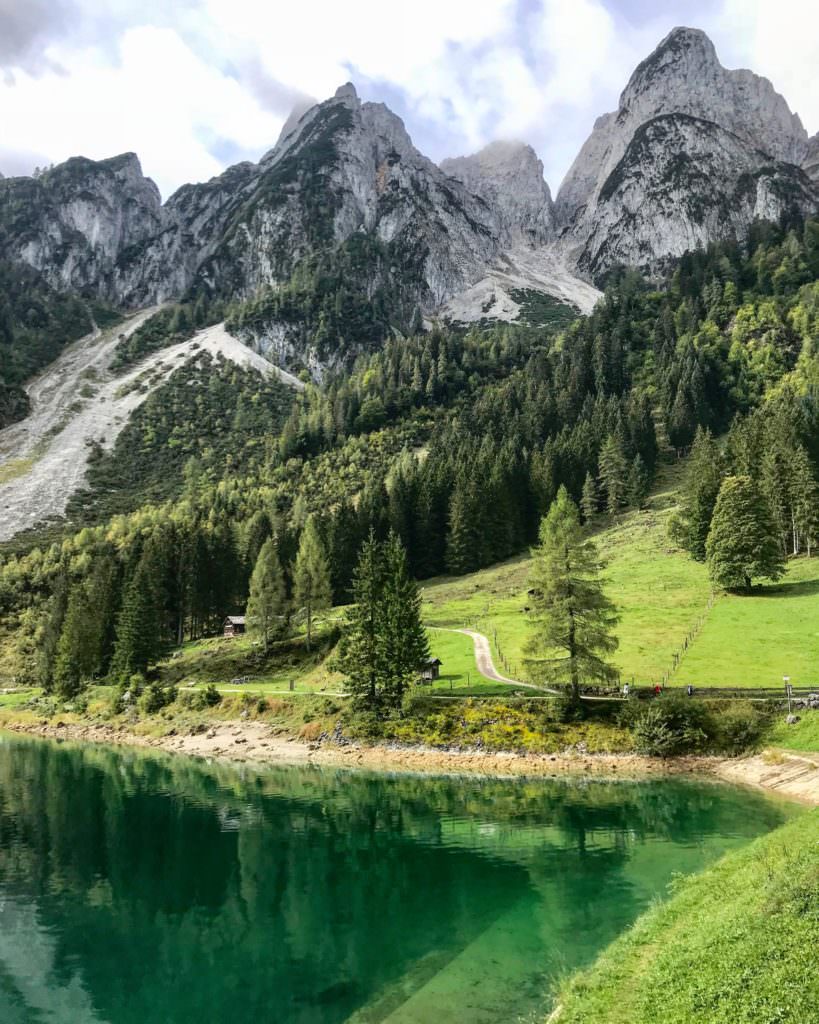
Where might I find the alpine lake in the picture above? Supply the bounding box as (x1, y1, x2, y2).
(0, 732, 801, 1023)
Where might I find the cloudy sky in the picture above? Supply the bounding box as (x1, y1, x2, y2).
(0, 0, 816, 199)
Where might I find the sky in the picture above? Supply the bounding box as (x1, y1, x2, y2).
(0, 0, 816, 200)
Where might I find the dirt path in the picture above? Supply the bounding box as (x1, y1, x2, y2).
(432, 626, 550, 691)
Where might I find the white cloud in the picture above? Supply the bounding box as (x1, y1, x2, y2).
(0, 26, 281, 196)
(710, 0, 818, 135)
(0, 0, 816, 202)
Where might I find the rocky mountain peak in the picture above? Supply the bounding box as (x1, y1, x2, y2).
(804, 134, 819, 186)
(441, 141, 554, 245)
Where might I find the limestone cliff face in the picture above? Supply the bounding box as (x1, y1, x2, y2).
(0, 153, 163, 299)
(804, 135, 819, 187)
(187, 83, 499, 309)
(441, 141, 555, 245)
(556, 27, 818, 280)
(1, 26, 817, 340)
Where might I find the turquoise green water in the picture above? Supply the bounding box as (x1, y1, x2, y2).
(0, 734, 800, 1024)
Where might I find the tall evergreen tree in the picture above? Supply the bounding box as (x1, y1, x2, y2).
(670, 427, 724, 560)
(293, 516, 332, 650)
(111, 539, 166, 681)
(706, 475, 785, 591)
(379, 533, 430, 708)
(627, 454, 649, 509)
(598, 434, 628, 515)
(580, 471, 598, 523)
(524, 487, 619, 701)
(336, 532, 385, 711)
(246, 538, 288, 653)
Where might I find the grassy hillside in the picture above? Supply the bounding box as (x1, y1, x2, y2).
(674, 557, 819, 688)
(554, 808, 819, 1024)
(422, 461, 819, 690)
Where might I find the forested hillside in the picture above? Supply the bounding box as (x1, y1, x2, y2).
(1, 214, 819, 695)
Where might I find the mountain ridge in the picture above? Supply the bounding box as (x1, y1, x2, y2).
(0, 25, 816, 361)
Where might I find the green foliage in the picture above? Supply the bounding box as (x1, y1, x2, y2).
(0, 261, 101, 426)
(706, 475, 785, 590)
(141, 681, 177, 713)
(626, 697, 709, 756)
(524, 487, 619, 699)
(557, 810, 819, 1024)
(246, 538, 288, 652)
(292, 516, 332, 649)
(670, 427, 723, 559)
(70, 352, 294, 521)
(336, 531, 428, 713)
(111, 299, 221, 370)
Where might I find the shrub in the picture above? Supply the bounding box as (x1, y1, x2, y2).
(717, 703, 766, 754)
(628, 696, 710, 756)
(141, 682, 177, 714)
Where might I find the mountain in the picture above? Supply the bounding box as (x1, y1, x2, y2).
(556, 27, 817, 280)
(0, 25, 817, 366)
(0, 153, 163, 299)
(441, 140, 555, 245)
(805, 134, 819, 186)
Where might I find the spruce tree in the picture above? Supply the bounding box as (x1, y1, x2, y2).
(597, 434, 628, 515)
(627, 454, 649, 509)
(335, 532, 385, 711)
(705, 475, 785, 591)
(293, 516, 332, 650)
(380, 533, 430, 708)
(246, 538, 288, 653)
(111, 547, 164, 681)
(524, 487, 619, 702)
(670, 427, 723, 560)
(580, 471, 598, 523)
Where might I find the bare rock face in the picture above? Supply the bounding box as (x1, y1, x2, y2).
(804, 134, 819, 187)
(0, 154, 163, 298)
(556, 27, 818, 281)
(0, 25, 817, 351)
(441, 140, 555, 245)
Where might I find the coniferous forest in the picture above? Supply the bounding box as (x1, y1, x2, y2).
(1, 215, 819, 701)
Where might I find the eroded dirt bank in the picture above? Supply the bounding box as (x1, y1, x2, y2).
(3, 718, 818, 803)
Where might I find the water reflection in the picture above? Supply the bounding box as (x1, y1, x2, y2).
(0, 734, 799, 1024)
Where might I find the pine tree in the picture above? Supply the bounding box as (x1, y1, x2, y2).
(293, 516, 332, 650)
(627, 454, 649, 509)
(379, 533, 430, 708)
(246, 538, 288, 653)
(792, 445, 819, 557)
(446, 474, 479, 574)
(524, 487, 619, 701)
(580, 471, 598, 523)
(111, 545, 164, 681)
(706, 475, 785, 591)
(598, 434, 628, 515)
(335, 532, 385, 711)
(670, 427, 723, 560)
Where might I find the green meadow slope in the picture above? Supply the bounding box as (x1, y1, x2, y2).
(554, 809, 819, 1024)
(422, 462, 819, 690)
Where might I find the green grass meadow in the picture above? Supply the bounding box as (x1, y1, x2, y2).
(556, 808, 819, 1024)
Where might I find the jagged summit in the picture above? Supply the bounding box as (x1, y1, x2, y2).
(555, 25, 817, 280)
(0, 26, 817, 340)
(441, 140, 555, 245)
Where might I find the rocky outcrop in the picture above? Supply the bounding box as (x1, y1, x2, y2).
(1, 26, 817, 342)
(556, 27, 818, 280)
(804, 134, 819, 187)
(0, 154, 163, 298)
(441, 141, 555, 245)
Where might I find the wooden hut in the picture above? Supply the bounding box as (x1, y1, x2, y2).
(223, 615, 247, 638)
(419, 657, 442, 682)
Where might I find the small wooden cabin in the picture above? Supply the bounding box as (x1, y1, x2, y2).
(420, 658, 442, 682)
(223, 615, 247, 638)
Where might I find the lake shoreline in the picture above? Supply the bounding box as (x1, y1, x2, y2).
(3, 717, 818, 803)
